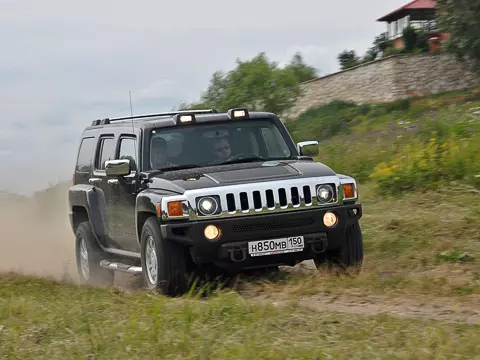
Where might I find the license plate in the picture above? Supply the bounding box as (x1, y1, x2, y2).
(248, 236, 304, 257)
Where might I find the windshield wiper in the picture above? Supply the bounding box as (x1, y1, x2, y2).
(218, 156, 267, 165)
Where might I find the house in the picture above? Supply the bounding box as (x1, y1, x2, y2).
(377, 0, 449, 52)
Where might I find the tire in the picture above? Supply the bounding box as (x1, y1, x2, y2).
(315, 220, 364, 276)
(140, 217, 193, 296)
(75, 221, 115, 287)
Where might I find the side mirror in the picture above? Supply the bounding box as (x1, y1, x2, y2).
(297, 141, 319, 157)
(105, 159, 131, 177)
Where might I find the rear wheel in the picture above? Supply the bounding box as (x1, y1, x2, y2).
(315, 220, 364, 276)
(140, 217, 193, 296)
(75, 221, 114, 286)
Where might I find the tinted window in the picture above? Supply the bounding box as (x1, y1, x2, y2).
(148, 119, 292, 169)
(96, 137, 116, 170)
(76, 137, 95, 173)
(118, 137, 138, 171)
(261, 124, 291, 157)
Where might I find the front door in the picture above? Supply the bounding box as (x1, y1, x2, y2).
(110, 134, 141, 253)
(92, 135, 119, 249)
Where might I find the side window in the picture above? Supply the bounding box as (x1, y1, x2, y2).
(118, 136, 137, 171)
(95, 136, 116, 170)
(261, 126, 291, 157)
(76, 137, 96, 173)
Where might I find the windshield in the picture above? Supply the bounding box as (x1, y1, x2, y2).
(147, 119, 293, 170)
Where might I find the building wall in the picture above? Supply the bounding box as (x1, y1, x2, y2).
(285, 53, 479, 119)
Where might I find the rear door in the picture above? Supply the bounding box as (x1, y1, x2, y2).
(91, 134, 118, 248)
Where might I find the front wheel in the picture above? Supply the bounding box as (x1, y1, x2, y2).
(314, 220, 364, 276)
(140, 217, 193, 296)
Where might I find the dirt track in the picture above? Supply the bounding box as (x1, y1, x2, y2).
(0, 194, 478, 325)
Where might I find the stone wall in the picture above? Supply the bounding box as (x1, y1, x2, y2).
(286, 53, 480, 119)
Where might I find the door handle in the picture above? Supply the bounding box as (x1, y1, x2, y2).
(107, 179, 119, 185)
(89, 178, 102, 184)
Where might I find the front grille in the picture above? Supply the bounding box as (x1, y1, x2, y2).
(225, 185, 313, 212)
(175, 175, 343, 221)
(232, 216, 315, 234)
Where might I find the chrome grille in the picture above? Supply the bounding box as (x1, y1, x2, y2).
(224, 184, 316, 213)
(160, 175, 352, 221)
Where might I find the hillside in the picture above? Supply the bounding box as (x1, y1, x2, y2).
(1, 90, 479, 359)
(286, 89, 480, 192)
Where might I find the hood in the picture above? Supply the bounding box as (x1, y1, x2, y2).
(147, 159, 337, 193)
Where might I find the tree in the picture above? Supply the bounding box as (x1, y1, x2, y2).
(283, 52, 318, 83)
(337, 50, 361, 70)
(179, 52, 318, 116)
(436, 0, 480, 72)
(366, 32, 390, 60)
(403, 26, 418, 52)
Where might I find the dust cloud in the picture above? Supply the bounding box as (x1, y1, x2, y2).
(0, 183, 79, 282)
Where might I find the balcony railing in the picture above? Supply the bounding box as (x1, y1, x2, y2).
(387, 19, 439, 40)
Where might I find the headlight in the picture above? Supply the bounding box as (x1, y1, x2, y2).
(197, 196, 219, 216)
(316, 184, 334, 203)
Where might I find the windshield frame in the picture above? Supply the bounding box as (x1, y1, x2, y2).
(141, 116, 299, 171)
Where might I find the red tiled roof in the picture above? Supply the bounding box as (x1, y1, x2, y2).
(377, 0, 436, 21)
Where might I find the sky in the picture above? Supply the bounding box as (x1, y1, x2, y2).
(0, 0, 408, 195)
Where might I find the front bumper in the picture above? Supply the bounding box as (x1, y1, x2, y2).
(160, 203, 362, 270)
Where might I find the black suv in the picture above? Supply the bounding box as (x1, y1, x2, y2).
(69, 108, 363, 295)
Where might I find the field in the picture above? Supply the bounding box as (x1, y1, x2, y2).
(1, 90, 480, 359)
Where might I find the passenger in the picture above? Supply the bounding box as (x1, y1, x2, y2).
(211, 136, 231, 162)
(150, 137, 174, 169)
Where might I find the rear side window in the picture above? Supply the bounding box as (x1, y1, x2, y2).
(76, 137, 96, 173)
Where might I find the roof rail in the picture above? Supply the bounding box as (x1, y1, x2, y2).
(90, 109, 218, 126)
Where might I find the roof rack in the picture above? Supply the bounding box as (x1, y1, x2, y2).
(90, 109, 218, 126)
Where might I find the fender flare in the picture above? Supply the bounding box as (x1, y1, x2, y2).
(69, 184, 109, 249)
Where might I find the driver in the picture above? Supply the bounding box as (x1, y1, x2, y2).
(211, 135, 231, 162)
(150, 137, 174, 169)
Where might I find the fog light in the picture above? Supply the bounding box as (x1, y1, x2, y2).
(323, 211, 338, 227)
(204, 225, 221, 241)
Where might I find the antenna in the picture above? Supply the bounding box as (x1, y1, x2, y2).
(129, 90, 134, 118)
(128, 90, 139, 183)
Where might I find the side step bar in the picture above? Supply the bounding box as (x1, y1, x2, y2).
(100, 260, 142, 275)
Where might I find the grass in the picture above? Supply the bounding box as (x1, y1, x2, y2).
(1, 275, 480, 360)
(1, 180, 479, 359)
(2, 90, 480, 358)
(286, 89, 480, 189)
(235, 182, 480, 300)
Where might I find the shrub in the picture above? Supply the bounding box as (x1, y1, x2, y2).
(287, 100, 371, 142)
(403, 26, 418, 52)
(370, 134, 479, 195)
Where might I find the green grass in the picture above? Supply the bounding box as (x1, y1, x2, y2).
(1, 181, 479, 359)
(235, 182, 480, 300)
(286, 89, 480, 190)
(1, 275, 480, 360)
(2, 90, 480, 358)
